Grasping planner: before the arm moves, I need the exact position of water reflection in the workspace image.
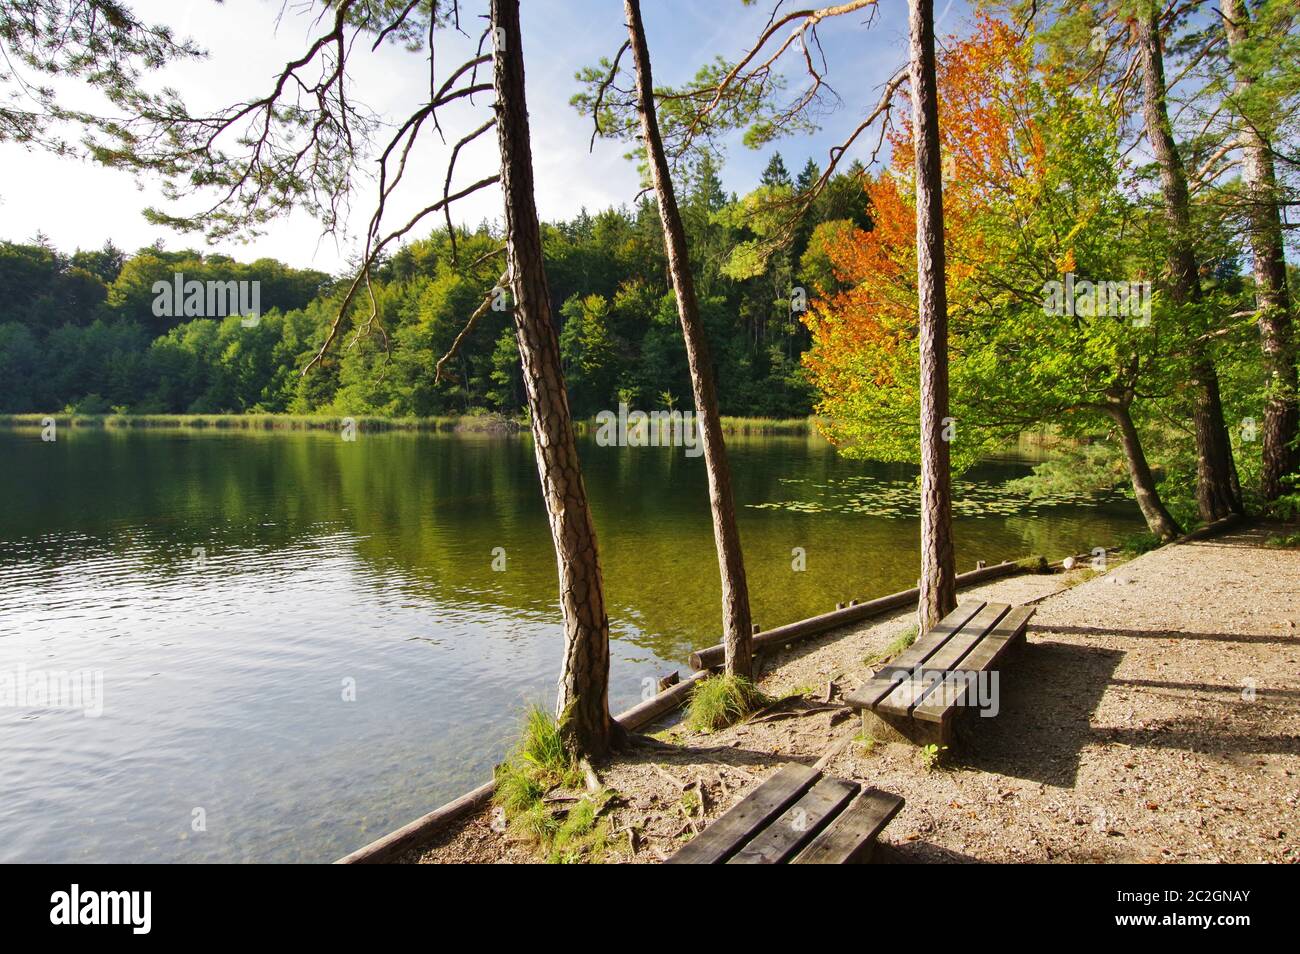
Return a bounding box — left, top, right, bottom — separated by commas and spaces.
0, 427, 1142, 861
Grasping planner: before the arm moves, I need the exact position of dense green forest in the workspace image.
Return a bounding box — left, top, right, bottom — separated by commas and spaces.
0, 153, 866, 420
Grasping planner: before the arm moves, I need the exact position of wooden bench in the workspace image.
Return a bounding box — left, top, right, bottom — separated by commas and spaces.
844, 600, 1035, 748
665, 764, 903, 864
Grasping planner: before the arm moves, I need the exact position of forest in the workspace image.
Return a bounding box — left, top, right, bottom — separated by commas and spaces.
0, 152, 865, 421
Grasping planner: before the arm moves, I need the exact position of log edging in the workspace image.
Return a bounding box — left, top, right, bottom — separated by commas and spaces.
688, 557, 1041, 670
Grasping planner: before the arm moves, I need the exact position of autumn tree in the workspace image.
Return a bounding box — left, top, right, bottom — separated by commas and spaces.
802, 17, 1186, 541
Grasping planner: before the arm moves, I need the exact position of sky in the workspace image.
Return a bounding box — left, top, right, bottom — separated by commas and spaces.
0, 0, 971, 273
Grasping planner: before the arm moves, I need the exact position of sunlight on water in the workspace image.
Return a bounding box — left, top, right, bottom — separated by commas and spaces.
0, 427, 1143, 861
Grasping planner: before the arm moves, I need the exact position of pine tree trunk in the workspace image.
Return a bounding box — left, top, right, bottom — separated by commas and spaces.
1135, 6, 1243, 521
491, 0, 614, 755
624, 0, 754, 677
909, 0, 957, 631
1221, 0, 1298, 501
1106, 400, 1183, 541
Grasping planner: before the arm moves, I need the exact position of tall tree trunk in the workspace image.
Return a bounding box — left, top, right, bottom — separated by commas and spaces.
491, 0, 615, 756
1135, 6, 1243, 520
908, 0, 957, 631
624, 0, 754, 677
1221, 0, 1298, 501
1106, 399, 1183, 541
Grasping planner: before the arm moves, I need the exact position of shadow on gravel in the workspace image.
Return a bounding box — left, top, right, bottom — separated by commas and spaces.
876, 841, 986, 864
949, 640, 1124, 788
1029, 623, 1294, 647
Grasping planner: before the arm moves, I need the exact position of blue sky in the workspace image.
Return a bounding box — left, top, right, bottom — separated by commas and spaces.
0, 0, 972, 272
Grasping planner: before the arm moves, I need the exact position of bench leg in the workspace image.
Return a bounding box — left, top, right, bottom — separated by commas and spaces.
861, 709, 952, 748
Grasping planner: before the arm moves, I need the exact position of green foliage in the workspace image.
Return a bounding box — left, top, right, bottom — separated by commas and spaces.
0, 152, 849, 419
920, 743, 947, 771
1006, 442, 1130, 499
854, 732, 879, 755
1120, 532, 1165, 556
685, 674, 768, 732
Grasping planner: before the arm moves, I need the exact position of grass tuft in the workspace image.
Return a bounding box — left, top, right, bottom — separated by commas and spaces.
685, 674, 769, 733
492, 705, 612, 862
865, 624, 918, 667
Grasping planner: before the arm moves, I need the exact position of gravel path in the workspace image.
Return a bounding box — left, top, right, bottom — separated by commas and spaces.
416, 524, 1299, 863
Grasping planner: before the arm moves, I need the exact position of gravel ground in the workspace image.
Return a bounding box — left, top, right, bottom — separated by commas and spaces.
414, 524, 1300, 864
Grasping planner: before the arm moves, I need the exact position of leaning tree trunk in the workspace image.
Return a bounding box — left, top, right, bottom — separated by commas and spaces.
1136, 6, 1243, 521
624, 0, 754, 677
1106, 399, 1183, 541
908, 0, 957, 631
491, 0, 614, 756
1222, 0, 1298, 501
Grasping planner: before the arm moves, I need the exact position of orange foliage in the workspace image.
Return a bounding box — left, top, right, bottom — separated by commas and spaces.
803, 15, 1037, 423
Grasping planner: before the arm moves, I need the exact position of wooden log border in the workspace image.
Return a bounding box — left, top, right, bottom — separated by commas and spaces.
688, 557, 1044, 671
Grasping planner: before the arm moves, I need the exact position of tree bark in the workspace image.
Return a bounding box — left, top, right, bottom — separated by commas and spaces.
1106, 399, 1183, 541
1221, 0, 1298, 501
1135, 6, 1243, 520
624, 0, 754, 677
909, 0, 957, 631
491, 0, 614, 756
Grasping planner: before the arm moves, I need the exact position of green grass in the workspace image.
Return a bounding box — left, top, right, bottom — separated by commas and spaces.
717, 416, 815, 436
492, 705, 613, 863
548, 794, 613, 864
0, 412, 523, 433
0, 412, 819, 437
685, 674, 769, 733
1265, 532, 1300, 549
1120, 531, 1164, 555
865, 625, 918, 667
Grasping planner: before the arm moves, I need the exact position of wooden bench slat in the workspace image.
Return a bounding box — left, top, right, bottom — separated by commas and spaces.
873, 672, 938, 718
664, 764, 818, 864
790, 789, 905, 864
910, 606, 1035, 723
725, 776, 859, 864
844, 602, 985, 711
874, 603, 1009, 718
876, 601, 986, 677
953, 605, 1035, 674
919, 602, 1010, 674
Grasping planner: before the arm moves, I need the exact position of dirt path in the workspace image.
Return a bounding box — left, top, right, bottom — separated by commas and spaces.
415, 524, 1299, 863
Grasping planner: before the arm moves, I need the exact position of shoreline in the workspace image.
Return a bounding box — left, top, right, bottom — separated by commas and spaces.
405, 516, 1297, 864
0, 411, 817, 436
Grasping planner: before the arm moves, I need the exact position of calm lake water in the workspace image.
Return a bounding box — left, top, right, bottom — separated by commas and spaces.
0, 426, 1143, 862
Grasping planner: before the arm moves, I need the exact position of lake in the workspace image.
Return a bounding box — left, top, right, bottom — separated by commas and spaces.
0, 425, 1143, 862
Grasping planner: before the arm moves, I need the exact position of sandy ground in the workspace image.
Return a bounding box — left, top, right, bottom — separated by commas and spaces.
414, 524, 1300, 864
